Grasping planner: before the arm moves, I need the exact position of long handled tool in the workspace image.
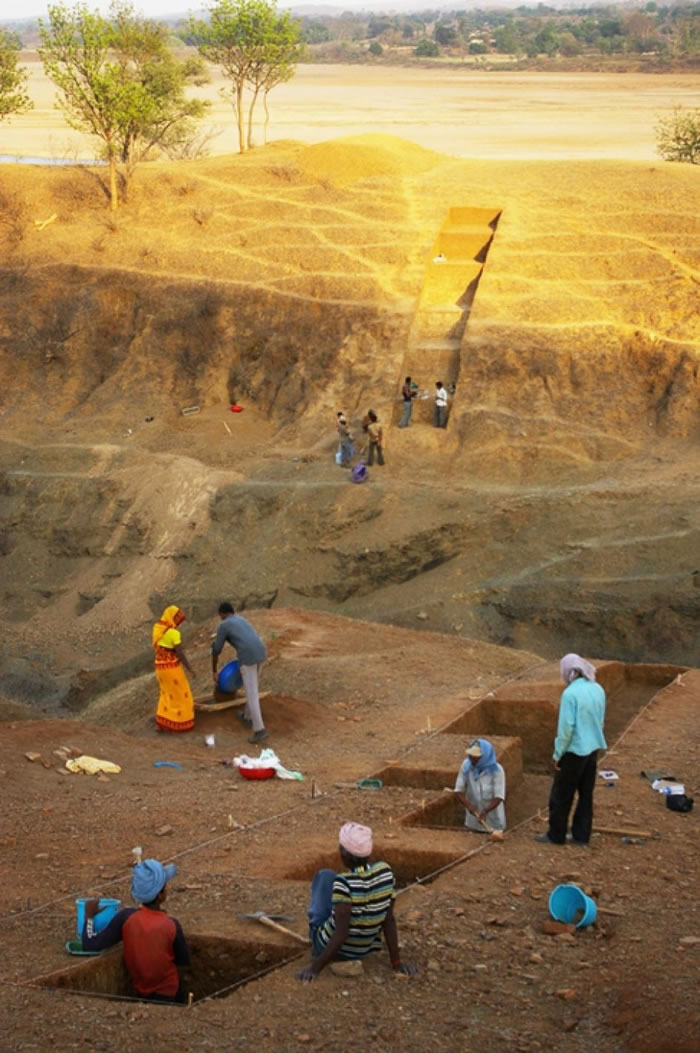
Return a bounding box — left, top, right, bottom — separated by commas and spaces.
236, 911, 310, 946
444, 788, 504, 840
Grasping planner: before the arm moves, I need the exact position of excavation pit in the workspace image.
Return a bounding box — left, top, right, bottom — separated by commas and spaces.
284, 845, 467, 888
442, 663, 685, 772
31, 935, 301, 1005
399, 775, 551, 832
376, 735, 523, 792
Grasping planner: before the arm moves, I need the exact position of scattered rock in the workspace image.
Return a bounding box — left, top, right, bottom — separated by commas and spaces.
679, 936, 700, 946
473, 963, 488, 972
529, 953, 544, 964
155, 824, 173, 837
97, 774, 110, 783
416, 611, 428, 620
556, 988, 577, 1001
330, 960, 364, 977
511, 886, 525, 897
426, 959, 440, 973
555, 933, 577, 944
24, 752, 41, 763
542, 920, 576, 937
35, 853, 49, 860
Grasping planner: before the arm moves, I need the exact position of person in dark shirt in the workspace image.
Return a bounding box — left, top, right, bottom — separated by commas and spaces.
81, 859, 189, 1004
212, 602, 268, 744
398, 376, 417, 429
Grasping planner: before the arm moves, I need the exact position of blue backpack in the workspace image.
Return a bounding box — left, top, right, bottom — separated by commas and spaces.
351, 463, 368, 484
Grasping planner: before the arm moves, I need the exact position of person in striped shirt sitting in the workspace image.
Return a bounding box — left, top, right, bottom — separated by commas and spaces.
297, 822, 417, 982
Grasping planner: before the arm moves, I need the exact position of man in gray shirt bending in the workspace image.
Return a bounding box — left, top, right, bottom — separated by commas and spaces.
212, 602, 268, 743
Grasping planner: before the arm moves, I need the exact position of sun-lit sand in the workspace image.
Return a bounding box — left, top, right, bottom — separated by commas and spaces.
3, 60, 699, 162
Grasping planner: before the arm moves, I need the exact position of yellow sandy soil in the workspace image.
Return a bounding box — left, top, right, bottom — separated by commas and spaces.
3, 61, 700, 161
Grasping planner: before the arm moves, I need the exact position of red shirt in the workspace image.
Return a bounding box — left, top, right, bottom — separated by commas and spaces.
82, 906, 189, 998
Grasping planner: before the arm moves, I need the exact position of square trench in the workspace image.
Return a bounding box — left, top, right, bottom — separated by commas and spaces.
398, 775, 552, 832
283, 844, 467, 888
30, 935, 302, 1005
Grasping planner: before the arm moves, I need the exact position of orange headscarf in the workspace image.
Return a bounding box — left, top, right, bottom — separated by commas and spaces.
152, 605, 185, 649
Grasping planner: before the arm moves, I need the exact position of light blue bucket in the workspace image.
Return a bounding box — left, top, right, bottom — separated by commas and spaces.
75, 897, 120, 939
549, 884, 597, 928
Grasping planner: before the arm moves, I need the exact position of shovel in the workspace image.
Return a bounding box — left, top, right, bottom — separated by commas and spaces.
236, 911, 310, 946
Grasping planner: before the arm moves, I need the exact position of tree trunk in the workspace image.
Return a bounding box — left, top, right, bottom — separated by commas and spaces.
247, 87, 260, 150
236, 78, 246, 153
263, 90, 270, 145
108, 151, 118, 211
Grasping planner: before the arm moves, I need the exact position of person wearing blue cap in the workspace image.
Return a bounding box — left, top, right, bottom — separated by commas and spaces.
81, 859, 190, 1003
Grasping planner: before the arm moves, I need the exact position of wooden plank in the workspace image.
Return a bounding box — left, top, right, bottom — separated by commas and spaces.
195, 691, 270, 713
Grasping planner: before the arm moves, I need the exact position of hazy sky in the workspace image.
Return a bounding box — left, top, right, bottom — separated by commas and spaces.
3, 1, 428, 22
1, 0, 450, 23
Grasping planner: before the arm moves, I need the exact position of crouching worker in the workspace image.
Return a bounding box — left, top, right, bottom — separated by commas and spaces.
81, 859, 190, 1004
454, 738, 506, 833
297, 822, 417, 983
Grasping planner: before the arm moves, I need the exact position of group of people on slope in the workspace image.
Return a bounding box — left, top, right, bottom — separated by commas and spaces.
399, 377, 451, 429
334, 378, 451, 470
335, 408, 385, 468
152, 601, 269, 745
80, 822, 417, 1002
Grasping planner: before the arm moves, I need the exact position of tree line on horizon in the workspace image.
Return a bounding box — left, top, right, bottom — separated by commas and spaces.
292, 2, 698, 65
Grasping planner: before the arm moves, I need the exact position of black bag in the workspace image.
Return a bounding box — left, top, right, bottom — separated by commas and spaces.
666, 794, 694, 813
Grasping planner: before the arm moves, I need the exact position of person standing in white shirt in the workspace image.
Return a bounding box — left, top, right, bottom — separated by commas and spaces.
434, 381, 448, 428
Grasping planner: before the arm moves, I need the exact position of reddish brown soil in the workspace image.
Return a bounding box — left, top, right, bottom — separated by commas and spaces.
1, 610, 698, 1052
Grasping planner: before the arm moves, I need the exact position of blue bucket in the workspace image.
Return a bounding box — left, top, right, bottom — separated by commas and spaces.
75, 897, 121, 939
548, 884, 597, 928
217, 659, 243, 694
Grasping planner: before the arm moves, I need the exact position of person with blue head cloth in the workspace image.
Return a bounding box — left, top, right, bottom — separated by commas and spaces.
81, 859, 190, 1003
454, 738, 506, 832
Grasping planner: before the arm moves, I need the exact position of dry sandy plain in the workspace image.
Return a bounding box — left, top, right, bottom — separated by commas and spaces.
0, 60, 699, 1053
3, 60, 700, 160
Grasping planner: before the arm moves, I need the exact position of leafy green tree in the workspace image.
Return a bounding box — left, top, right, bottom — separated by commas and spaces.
39, 2, 208, 210
655, 106, 700, 165
301, 20, 330, 45
434, 22, 457, 47
493, 24, 520, 56
368, 40, 383, 56
415, 38, 439, 58
243, 6, 303, 149
191, 0, 302, 154
0, 29, 32, 123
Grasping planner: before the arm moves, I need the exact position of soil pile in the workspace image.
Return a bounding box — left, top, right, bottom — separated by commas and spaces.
296, 133, 442, 184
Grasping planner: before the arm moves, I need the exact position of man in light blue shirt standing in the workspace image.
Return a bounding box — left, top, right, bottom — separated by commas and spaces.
535, 653, 607, 846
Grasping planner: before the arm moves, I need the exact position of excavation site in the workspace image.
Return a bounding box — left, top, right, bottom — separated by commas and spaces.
0, 124, 699, 1053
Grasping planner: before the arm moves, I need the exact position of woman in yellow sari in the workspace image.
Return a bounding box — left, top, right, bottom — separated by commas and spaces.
152, 605, 195, 732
